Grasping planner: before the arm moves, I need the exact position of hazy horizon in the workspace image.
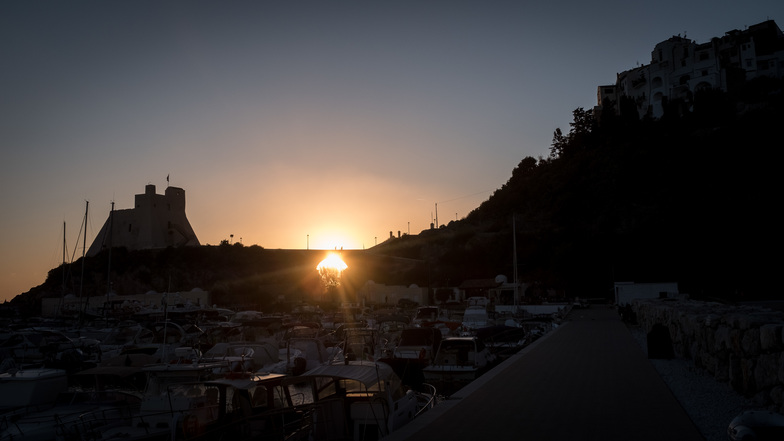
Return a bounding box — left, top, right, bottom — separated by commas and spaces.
2, 0, 782, 302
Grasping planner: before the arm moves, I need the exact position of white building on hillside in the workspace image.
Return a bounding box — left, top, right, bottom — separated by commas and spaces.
598, 20, 784, 120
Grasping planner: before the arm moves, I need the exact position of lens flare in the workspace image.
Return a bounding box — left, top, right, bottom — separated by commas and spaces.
316, 253, 348, 288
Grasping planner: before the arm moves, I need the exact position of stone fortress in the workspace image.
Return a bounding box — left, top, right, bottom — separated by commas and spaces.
87, 184, 200, 256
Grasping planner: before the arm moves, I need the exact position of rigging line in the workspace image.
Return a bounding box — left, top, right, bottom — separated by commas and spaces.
49, 221, 70, 270
437, 189, 493, 204
70, 201, 88, 263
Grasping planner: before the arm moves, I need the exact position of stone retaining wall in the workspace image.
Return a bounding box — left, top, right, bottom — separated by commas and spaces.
634, 299, 784, 412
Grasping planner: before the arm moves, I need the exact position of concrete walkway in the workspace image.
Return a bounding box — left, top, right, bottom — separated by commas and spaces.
387, 306, 704, 441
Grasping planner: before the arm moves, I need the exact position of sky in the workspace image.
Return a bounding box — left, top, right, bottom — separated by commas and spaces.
1, 1, 782, 302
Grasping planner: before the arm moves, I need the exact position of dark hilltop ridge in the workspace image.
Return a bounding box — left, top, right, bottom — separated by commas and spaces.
8, 76, 783, 317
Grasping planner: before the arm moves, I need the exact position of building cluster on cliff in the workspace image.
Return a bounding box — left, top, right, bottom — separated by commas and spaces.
597, 19, 784, 120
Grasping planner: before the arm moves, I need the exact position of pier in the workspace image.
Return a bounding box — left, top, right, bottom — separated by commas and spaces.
388, 306, 703, 440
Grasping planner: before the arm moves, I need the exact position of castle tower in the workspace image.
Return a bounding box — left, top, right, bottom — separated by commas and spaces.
87, 184, 200, 256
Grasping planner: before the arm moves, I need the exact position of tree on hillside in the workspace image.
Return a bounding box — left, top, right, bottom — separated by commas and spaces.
549, 107, 596, 159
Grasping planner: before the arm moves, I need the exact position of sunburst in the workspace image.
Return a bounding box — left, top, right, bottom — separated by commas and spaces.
316, 253, 348, 288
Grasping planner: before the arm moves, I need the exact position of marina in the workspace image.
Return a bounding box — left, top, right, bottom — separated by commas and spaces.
0, 297, 555, 441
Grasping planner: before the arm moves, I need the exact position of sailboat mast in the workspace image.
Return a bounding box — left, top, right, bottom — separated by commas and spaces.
107, 201, 114, 296
79, 200, 88, 321
62, 221, 66, 293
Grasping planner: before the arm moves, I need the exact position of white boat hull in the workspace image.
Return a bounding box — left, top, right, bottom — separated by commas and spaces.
0, 368, 68, 410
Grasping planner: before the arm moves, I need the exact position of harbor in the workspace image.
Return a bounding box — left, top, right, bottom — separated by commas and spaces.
0, 296, 555, 441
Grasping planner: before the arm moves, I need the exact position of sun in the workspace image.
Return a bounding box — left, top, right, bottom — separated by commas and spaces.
316, 252, 348, 288
317, 252, 348, 274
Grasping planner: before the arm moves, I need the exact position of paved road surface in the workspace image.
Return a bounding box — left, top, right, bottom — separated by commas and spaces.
388, 306, 704, 441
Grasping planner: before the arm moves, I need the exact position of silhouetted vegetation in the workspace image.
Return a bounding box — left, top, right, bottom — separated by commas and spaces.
9, 78, 782, 315
437, 77, 780, 301
8, 242, 428, 315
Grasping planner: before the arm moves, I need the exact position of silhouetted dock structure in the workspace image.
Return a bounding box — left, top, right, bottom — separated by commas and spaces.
388, 307, 703, 441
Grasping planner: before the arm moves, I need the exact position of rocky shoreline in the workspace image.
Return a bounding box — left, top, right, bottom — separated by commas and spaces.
630, 324, 753, 441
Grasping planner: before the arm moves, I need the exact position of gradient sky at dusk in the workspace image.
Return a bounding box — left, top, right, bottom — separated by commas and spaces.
1, 1, 781, 302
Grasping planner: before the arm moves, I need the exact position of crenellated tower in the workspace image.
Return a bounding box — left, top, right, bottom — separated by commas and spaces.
87, 184, 200, 256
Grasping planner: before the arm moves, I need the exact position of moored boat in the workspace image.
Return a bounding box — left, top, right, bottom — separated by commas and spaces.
1, 390, 140, 441
201, 341, 281, 373
0, 368, 69, 413
93, 371, 288, 441
379, 327, 441, 386
279, 360, 436, 441
422, 336, 496, 383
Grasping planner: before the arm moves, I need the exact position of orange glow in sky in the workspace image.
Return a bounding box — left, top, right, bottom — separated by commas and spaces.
2, 2, 780, 302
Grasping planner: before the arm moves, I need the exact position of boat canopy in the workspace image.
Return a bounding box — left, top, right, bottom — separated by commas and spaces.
300, 361, 400, 390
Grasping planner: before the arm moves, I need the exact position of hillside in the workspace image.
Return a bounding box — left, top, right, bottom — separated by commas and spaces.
7, 245, 429, 316
9, 77, 782, 315
375, 77, 783, 301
